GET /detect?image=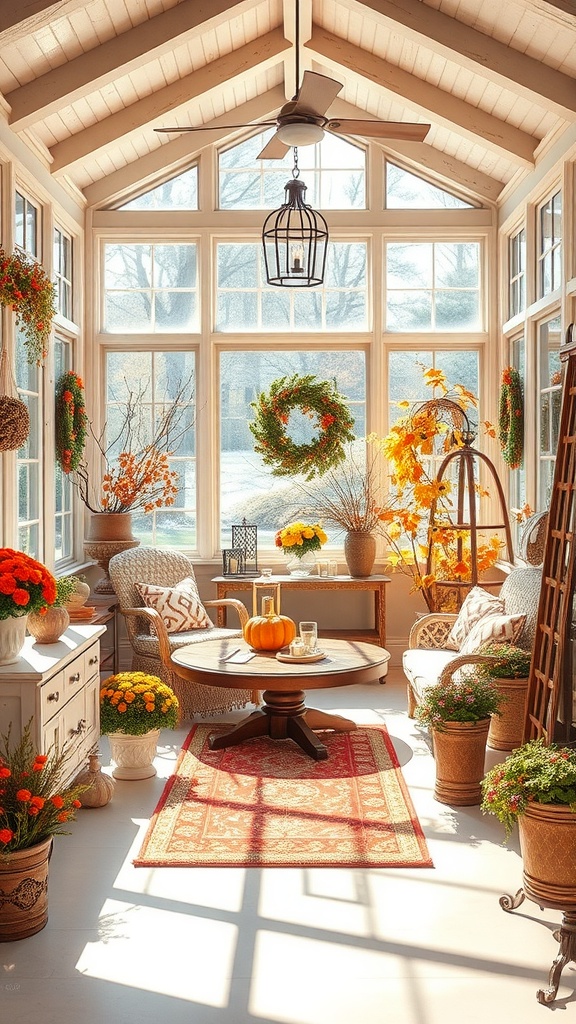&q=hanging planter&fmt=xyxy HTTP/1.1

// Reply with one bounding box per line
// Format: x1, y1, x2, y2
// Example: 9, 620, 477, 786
0, 248, 56, 366
55, 371, 88, 473
0, 347, 29, 452
498, 366, 524, 469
